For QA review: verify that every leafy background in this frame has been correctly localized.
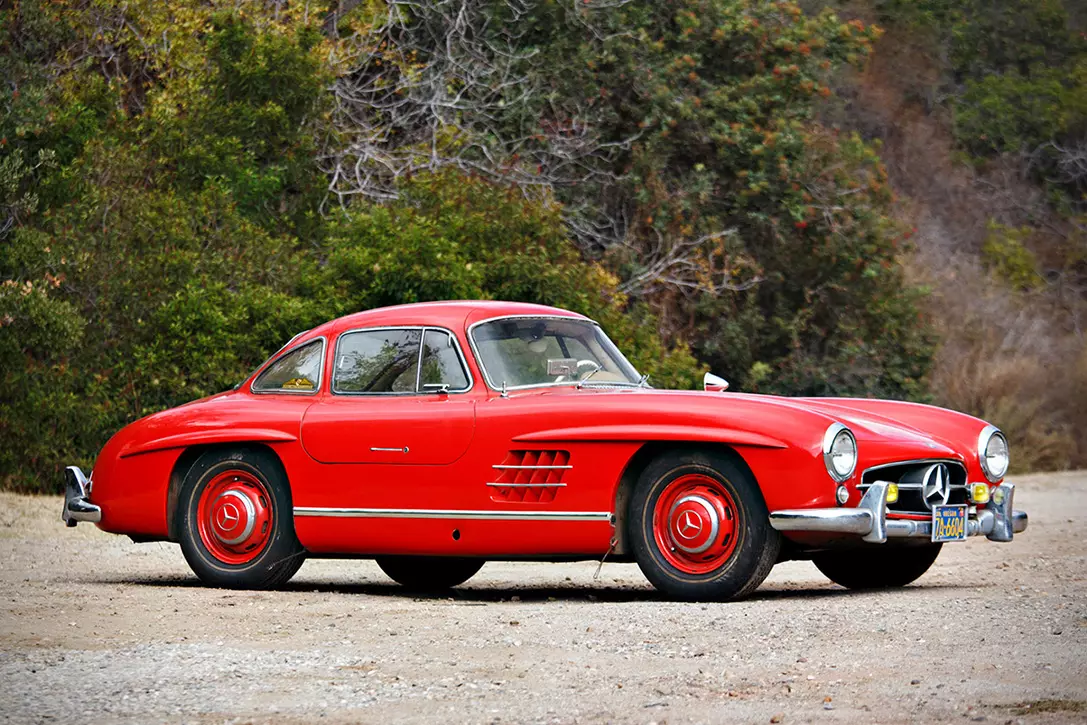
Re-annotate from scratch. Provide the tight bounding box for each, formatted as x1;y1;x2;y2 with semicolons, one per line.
1;0;1083;492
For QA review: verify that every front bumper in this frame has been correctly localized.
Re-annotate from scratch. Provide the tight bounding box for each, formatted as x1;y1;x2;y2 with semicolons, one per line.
768;481;1027;544
62;466;101;526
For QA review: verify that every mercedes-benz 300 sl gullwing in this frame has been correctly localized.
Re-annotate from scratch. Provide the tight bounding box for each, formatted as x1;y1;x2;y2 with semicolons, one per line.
63;301;1028;600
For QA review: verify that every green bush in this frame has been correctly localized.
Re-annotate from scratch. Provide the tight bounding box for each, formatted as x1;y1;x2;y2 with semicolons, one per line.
0;5;698;492
315;172;702;390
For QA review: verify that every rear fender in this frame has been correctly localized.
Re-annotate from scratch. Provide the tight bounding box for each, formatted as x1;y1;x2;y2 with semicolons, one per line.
120;428;297;458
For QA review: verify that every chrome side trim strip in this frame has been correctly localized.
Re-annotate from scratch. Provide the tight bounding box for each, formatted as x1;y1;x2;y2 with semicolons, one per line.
293;507;609;521
485;482;568;488
492;464;573;470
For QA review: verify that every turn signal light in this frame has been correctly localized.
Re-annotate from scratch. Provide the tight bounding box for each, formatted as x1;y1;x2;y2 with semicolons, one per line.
836;485;849;505
885;483;899;504
969;482;990;504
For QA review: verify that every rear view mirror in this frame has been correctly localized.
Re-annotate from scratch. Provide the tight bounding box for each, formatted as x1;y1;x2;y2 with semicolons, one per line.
704;372;729;392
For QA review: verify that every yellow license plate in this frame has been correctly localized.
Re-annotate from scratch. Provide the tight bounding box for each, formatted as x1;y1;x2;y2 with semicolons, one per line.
932;504;968;542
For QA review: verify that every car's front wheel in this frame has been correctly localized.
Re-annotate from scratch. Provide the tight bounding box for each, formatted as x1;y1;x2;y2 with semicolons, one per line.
628;449;780;601
376;556;484;591
812;544;942;589
178;447;305;589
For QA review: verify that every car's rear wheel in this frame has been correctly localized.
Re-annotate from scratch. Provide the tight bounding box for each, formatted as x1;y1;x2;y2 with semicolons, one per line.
628;449;780;602
376;556;484;591
812;544;942;589
178;447;305;589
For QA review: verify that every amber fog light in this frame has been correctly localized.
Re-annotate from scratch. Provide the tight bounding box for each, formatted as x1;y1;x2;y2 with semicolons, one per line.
969;482;990;504
885;483;899;504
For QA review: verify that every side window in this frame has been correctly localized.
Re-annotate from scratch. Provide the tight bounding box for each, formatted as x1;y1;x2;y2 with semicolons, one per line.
334;329;421;394
252;339;324;394
419;329;470;391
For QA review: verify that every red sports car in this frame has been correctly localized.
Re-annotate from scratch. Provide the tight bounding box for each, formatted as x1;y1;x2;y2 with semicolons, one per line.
63;301;1027;600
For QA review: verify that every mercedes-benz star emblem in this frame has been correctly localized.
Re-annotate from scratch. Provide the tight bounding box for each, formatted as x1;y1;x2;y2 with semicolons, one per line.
676;510;703;539
921;463;951;509
218;503;240;531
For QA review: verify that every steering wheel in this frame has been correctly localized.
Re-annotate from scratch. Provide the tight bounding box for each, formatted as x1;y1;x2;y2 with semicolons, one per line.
554;359;602;383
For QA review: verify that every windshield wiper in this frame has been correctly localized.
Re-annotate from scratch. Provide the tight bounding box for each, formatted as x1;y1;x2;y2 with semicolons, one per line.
576;363;602;389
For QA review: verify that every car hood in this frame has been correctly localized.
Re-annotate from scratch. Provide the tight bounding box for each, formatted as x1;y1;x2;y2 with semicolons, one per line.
529;387;983;464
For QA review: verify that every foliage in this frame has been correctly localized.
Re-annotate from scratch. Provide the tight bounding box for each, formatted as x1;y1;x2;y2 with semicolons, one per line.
695;130;933;396
0;1;697;492
0;4;333;491
323;0;932;400
512;0;932;396
0;0;947;492
872;0;1087;203
981;221;1045;291
313;171;701;389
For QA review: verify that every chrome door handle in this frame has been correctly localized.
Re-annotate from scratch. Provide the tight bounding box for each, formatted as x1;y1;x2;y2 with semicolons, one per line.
371;446;409;453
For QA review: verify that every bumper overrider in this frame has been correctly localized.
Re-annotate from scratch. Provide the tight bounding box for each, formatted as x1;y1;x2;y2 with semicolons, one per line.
768;481;1028;544
62;466;101;526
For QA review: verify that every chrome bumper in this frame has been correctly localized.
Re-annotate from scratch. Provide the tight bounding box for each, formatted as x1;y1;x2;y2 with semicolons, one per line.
768;481;1027;544
62;466;101;526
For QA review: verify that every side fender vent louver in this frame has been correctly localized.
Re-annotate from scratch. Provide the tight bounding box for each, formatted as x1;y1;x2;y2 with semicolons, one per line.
487;450;571;503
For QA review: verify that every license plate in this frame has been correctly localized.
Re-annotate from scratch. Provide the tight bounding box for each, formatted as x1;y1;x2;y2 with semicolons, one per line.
932;504;968;542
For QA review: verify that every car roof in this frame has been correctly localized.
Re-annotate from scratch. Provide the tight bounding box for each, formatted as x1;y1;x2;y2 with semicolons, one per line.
320;300;588;335
249;301;594;389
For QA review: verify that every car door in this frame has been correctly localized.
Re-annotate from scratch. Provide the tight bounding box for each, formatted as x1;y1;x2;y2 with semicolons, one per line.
300;327;476;465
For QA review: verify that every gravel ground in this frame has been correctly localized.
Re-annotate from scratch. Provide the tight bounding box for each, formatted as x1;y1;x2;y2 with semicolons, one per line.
2;471;1086;724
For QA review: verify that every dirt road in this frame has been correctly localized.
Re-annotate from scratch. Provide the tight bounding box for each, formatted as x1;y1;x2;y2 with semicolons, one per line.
2;472;1086;724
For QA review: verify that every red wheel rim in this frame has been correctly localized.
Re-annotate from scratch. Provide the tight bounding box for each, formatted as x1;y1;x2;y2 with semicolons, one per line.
196;469;274;565
652;472;740;575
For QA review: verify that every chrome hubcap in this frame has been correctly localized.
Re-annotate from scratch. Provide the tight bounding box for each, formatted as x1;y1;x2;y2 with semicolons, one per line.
667;495;719;554
210;489;256;545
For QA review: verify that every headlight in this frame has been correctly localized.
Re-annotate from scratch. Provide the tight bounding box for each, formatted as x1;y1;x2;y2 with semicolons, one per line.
978;425;1009;482
823;423;857;482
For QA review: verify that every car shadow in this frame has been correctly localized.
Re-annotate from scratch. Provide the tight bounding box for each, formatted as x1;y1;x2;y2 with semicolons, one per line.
78;573;986;603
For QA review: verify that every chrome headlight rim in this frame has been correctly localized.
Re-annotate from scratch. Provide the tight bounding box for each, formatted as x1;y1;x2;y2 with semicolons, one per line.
823;422;857;483
978;424;1009;482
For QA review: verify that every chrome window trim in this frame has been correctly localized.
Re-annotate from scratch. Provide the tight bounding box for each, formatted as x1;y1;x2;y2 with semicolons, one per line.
331;325;474;397
250;337;327;396
293;506;609;521
466;314;642;392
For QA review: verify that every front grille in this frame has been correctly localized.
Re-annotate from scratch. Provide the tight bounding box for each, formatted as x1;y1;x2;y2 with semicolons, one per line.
860;459;968;515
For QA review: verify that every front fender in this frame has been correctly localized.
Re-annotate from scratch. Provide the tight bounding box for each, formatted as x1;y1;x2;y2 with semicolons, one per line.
514;424;786;449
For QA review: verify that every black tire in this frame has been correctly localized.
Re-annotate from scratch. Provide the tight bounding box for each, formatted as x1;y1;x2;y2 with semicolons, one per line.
376;556;484;591
628;449;781;602
812;544;942;589
178;447;305;589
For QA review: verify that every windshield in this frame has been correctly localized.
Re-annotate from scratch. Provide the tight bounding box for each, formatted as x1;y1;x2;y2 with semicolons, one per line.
470;317;641;390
